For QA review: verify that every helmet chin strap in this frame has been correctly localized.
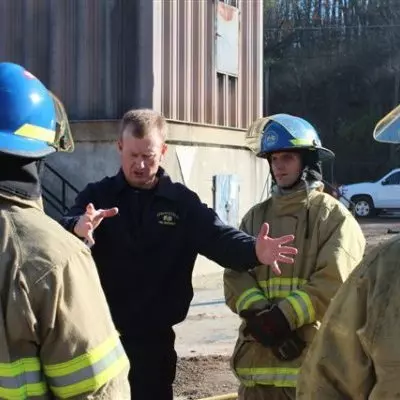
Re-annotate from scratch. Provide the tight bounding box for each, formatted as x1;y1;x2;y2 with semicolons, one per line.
273;164;320;240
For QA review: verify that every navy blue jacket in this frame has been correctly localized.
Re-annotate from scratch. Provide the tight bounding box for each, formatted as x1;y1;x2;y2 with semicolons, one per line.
60;169;259;333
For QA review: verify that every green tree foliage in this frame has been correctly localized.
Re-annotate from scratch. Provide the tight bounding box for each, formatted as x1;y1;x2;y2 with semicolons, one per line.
264;0;400;182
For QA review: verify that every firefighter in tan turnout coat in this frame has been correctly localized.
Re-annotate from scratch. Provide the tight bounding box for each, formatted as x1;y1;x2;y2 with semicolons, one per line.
296;106;400;399
0;62;130;399
224;114;365;400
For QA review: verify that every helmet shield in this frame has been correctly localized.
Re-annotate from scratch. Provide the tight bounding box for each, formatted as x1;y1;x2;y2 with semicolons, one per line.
51;93;74;153
373;105;400;144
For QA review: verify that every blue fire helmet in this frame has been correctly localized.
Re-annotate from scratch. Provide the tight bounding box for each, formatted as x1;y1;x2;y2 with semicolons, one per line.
0;62;73;159
373;105;400;144
246;114;334;161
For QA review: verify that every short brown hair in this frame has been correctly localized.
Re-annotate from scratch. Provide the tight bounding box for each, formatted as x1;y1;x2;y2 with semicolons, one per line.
119;108;167;141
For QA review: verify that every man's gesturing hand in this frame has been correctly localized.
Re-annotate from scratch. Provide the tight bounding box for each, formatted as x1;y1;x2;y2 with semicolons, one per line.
73;203;119;246
255;223;298;275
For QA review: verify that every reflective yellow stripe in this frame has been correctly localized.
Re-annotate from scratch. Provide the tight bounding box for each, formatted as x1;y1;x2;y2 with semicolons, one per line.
258;277;307;299
0;382;48;400
290;138;313;146
0;357;48;399
0;357;41;376
44;334;120;377
44;334;129;398
15;123;55;143
236;288;266;313
286;290;316;326
236;367;299;388
258;278;315;326
49;353;128;398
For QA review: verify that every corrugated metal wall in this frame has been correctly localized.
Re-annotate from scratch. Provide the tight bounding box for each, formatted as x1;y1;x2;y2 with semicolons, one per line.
156;0;263;130
0;0;152;120
1;0;262;128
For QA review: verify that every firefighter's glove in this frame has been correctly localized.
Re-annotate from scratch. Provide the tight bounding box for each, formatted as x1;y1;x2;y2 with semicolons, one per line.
240;305;291;347
272;331;306;361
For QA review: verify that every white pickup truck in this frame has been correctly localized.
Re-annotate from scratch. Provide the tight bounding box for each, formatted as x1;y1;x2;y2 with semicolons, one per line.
339;168;400;217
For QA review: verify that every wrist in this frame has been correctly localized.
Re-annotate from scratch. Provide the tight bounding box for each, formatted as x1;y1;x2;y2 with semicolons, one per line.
70;216;83;237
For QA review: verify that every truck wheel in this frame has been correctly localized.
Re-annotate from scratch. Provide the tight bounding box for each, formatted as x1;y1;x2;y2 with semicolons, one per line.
352;196;375;218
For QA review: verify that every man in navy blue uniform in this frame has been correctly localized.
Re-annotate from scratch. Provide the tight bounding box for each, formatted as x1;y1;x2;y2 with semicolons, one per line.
60;108;297;400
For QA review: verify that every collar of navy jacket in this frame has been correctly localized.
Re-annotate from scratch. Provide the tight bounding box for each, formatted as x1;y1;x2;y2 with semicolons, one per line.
113;167;179;202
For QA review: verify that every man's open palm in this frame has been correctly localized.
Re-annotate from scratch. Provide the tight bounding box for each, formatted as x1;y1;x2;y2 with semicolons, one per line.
74;203;119;246
255;223;298;275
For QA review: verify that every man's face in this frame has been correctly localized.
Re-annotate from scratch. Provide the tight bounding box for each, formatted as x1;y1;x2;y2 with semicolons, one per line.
270;151;302;188
118;127;167;189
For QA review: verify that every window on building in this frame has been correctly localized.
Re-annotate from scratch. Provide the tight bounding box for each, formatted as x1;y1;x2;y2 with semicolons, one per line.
219;0;239;8
216;1;239;76
216;0;239;127
216;73;238;127
217;72;226;126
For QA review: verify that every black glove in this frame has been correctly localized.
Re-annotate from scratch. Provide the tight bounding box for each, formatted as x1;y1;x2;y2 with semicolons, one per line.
239;305;291;347
272;331;306;361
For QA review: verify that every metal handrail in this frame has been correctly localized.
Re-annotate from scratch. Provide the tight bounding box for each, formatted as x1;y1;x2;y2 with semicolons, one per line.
41;162;79;216
44;162;80;193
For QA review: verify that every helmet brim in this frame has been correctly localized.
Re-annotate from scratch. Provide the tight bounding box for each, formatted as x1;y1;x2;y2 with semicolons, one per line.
258;145;335;161
318;146;335;161
0;130;56;159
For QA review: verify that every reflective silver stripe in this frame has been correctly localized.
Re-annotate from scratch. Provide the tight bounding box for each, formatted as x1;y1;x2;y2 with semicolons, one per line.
46;341;125;388
267;284;291;298
259;278;307;299
0;370;44;388
287;290;315;325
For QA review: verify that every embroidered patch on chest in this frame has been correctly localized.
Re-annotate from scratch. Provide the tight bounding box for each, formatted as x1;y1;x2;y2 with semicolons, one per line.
157;211;179;226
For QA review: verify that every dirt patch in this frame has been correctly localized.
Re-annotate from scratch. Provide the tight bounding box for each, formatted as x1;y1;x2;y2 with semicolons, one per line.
360;218;400;251
174;356;238;399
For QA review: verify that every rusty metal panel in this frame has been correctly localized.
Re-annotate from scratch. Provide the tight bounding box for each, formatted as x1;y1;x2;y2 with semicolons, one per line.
158;0;262;130
177;0;186;122
239;0;250;129
0;1;25;64
160;1;172;119
237;0;263;129
48;0;80;118
22;0;51;81
0;0;51;82
161;0;179;121
191;0;202;123
229;75;238;127
205;0;217;125
0;0;262;126
159;0;214;124
0;0;148;120
255;0;263;120
75;1;106;119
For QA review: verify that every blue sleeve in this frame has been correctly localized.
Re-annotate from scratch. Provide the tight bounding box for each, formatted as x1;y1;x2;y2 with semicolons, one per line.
58;183;96;234
187;192;259;271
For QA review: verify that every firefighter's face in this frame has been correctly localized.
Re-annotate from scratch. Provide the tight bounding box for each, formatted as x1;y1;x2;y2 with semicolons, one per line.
270;151;302;188
118;128;167;189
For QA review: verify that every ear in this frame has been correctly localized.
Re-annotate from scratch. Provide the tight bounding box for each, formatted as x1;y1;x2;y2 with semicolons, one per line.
161;143;168;156
117;138;123;153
